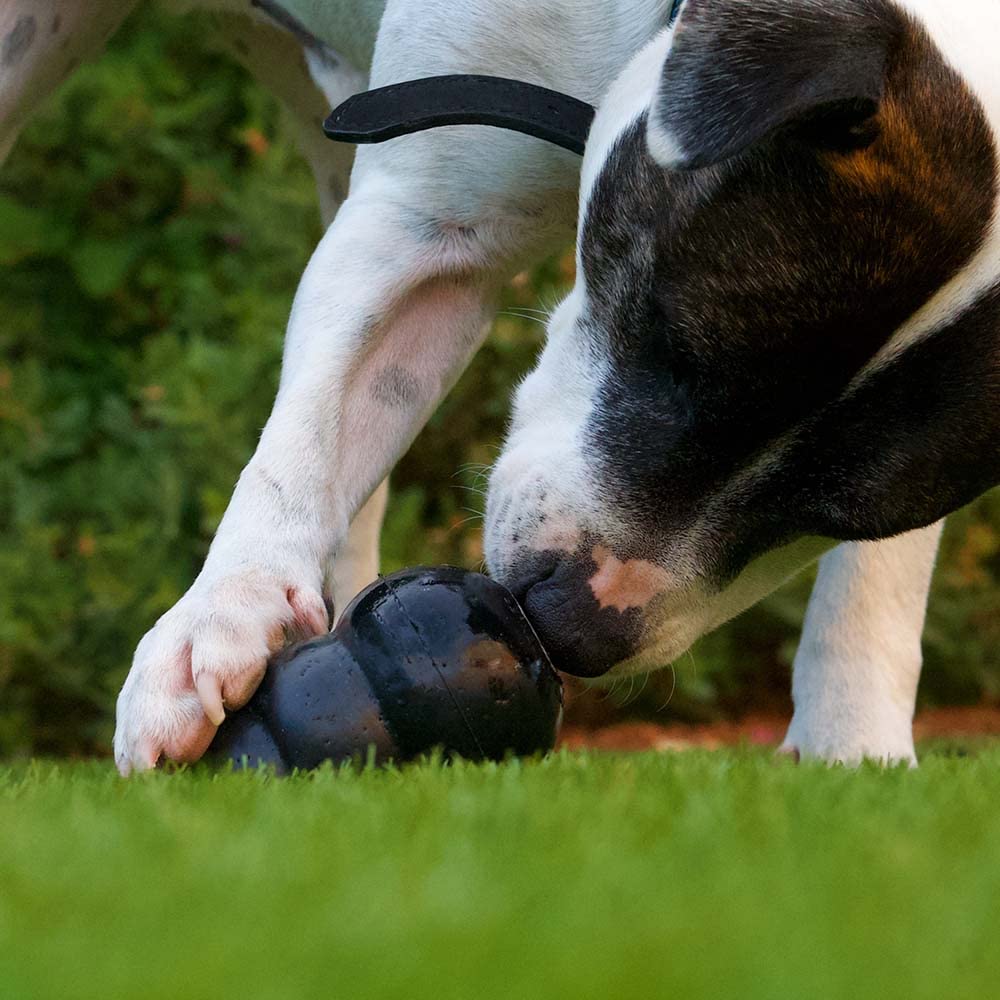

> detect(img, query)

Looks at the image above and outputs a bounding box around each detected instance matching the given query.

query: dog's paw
[780,712,917,768]
[114,571,328,775]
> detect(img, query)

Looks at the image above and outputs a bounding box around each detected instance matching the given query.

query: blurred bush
[1,3,997,755]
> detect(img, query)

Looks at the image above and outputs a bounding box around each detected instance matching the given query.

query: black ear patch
[651,0,904,169]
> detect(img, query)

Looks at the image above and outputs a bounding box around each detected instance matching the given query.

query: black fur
[580,5,997,585]
[656,0,900,168]
[784,287,1000,541]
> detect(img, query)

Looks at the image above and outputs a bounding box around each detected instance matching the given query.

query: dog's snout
[503,550,560,604]
[501,550,644,679]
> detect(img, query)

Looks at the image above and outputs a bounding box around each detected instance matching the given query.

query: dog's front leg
[781,522,944,766]
[206,9,388,615]
[113,181,515,774]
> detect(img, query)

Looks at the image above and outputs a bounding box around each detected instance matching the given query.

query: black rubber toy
[211,567,563,772]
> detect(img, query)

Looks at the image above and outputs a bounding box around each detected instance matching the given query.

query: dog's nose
[502,551,642,678]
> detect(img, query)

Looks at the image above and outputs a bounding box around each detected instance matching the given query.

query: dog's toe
[114,572,329,775]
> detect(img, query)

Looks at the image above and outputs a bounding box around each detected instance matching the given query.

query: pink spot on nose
[587,546,667,612]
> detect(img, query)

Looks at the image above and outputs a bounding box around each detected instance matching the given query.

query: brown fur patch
[825,17,994,268]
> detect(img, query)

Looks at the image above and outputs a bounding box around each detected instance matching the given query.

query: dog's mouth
[500,550,645,679]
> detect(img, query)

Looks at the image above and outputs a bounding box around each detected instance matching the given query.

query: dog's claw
[196,674,226,726]
[114,735,161,777]
[140,739,162,770]
[115,750,133,778]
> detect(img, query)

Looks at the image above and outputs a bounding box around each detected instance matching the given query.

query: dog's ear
[648,0,902,170]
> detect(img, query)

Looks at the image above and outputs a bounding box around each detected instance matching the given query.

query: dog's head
[485,0,1000,678]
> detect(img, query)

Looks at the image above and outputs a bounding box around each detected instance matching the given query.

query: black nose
[502,551,642,678]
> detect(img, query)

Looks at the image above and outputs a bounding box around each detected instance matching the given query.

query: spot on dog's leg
[2,15,37,67]
[51,14,61,35]
[371,365,420,409]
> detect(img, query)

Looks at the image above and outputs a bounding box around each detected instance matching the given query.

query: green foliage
[3,750,1000,998]
[0,4,319,754]
[0,3,997,755]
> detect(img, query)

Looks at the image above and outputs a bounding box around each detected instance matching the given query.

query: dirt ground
[559,705,1000,752]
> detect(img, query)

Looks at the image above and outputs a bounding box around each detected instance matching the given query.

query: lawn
[1,749,998,1000]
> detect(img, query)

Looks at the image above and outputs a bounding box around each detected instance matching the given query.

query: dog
[2,0,996,774]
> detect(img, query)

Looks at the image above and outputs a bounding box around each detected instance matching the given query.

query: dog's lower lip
[554,659,615,679]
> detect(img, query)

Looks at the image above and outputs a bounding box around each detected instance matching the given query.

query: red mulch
[558,706,1000,752]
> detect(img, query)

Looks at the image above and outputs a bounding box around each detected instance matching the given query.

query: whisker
[506,306,550,317]
[454,462,491,477]
[619,674,635,707]
[657,661,680,712]
[499,309,547,328]
[449,514,485,533]
[624,671,649,707]
[596,676,619,703]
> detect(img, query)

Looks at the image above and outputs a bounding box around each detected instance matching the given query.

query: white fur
[645,124,688,171]
[485,288,608,580]
[782,524,944,766]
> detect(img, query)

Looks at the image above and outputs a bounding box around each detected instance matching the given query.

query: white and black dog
[2,0,996,774]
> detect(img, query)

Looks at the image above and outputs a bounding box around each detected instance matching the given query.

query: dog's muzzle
[502,550,643,679]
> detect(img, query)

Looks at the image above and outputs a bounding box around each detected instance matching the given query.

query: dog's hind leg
[0,1,137,163]
[781,522,944,766]
[209,10,384,611]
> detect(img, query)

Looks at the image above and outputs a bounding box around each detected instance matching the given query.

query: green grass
[2,749,999,1000]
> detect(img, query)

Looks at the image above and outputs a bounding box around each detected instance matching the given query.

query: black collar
[324,1,686,157]
[324,74,595,154]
